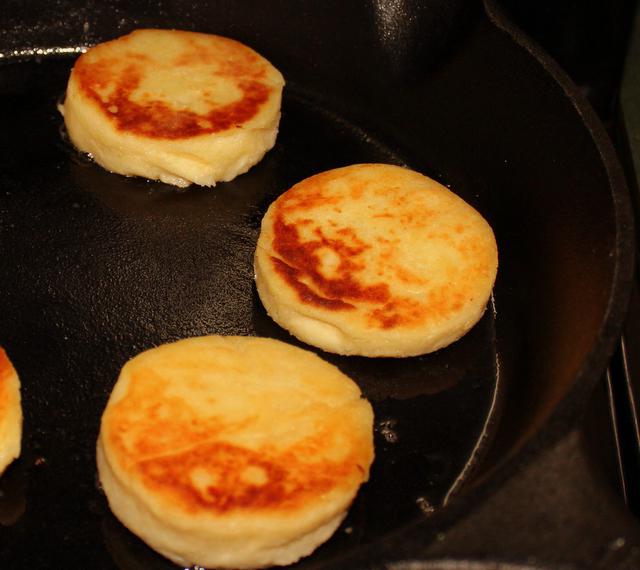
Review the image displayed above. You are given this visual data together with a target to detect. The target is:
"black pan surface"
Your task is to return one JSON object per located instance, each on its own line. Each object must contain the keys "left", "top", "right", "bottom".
{"left": 0, "top": 54, "right": 499, "bottom": 570}
{"left": 0, "top": 1, "right": 633, "bottom": 568}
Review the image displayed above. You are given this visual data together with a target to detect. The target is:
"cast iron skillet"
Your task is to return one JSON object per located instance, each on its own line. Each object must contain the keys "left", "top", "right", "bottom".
{"left": 0, "top": 0, "right": 636, "bottom": 568}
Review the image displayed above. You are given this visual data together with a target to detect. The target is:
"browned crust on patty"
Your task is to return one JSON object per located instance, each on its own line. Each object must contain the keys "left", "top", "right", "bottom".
{"left": 102, "top": 339, "right": 372, "bottom": 517}
{"left": 0, "top": 348, "right": 15, "bottom": 418}
{"left": 71, "top": 30, "right": 277, "bottom": 140}
{"left": 266, "top": 165, "right": 496, "bottom": 331}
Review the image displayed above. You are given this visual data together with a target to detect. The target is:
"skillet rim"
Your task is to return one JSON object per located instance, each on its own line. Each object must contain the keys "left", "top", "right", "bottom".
{"left": 474, "top": 0, "right": 635, "bottom": 480}
{"left": 319, "top": 1, "right": 637, "bottom": 565}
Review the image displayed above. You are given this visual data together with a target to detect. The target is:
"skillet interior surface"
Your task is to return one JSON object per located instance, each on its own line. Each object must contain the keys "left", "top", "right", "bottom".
{"left": 0, "top": 0, "right": 630, "bottom": 567}
{"left": 0, "top": 57, "right": 498, "bottom": 568}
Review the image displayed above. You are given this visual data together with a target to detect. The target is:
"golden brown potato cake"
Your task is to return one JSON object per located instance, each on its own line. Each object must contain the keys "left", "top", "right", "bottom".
{"left": 62, "top": 29, "right": 284, "bottom": 187}
{"left": 0, "top": 348, "right": 22, "bottom": 475}
{"left": 255, "top": 164, "right": 498, "bottom": 356}
{"left": 97, "top": 335, "right": 374, "bottom": 568}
